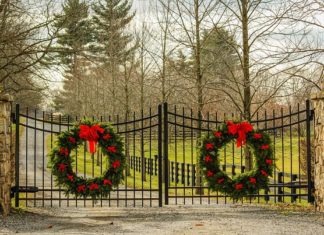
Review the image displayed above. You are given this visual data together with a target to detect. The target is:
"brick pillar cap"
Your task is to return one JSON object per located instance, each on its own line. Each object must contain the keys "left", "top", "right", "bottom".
{"left": 0, "top": 94, "right": 13, "bottom": 102}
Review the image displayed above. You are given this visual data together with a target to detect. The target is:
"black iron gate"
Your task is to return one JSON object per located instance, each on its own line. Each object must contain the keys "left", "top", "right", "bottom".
{"left": 163, "top": 101, "right": 314, "bottom": 205}
{"left": 13, "top": 104, "right": 163, "bottom": 207}
{"left": 13, "top": 101, "right": 314, "bottom": 207}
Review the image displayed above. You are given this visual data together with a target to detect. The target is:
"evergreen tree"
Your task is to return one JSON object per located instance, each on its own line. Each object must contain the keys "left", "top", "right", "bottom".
{"left": 52, "top": 0, "right": 93, "bottom": 116}
{"left": 201, "top": 27, "right": 239, "bottom": 83}
{"left": 200, "top": 26, "right": 240, "bottom": 111}
{"left": 92, "top": 0, "right": 135, "bottom": 114}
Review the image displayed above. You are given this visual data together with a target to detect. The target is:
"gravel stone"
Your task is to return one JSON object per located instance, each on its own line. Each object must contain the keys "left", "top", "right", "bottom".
{"left": 0, "top": 205, "right": 323, "bottom": 234}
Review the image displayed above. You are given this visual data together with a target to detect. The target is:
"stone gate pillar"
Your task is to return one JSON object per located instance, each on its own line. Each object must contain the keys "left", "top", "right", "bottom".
{"left": 0, "top": 94, "right": 13, "bottom": 216}
{"left": 312, "top": 92, "right": 324, "bottom": 211}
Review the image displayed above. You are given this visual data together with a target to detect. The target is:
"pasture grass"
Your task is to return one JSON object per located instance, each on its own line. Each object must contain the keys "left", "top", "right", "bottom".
{"left": 44, "top": 133, "right": 309, "bottom": 204}
{"left": 46, "top": 133, "right": 306, "bottom": 177}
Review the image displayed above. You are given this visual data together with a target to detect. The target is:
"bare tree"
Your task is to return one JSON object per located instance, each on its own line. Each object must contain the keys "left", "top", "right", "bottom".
{"left": 0, "top": 0, "right": 56, "bottom": 103}
{"left": 166, "top": 0, "right": 220, "bottom": 194}
{"left": 197, "top": 0, "right": 324, "bottom": 169}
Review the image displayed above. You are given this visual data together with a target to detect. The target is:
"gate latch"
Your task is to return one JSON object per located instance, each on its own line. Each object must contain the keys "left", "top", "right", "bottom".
{"left": 10, "top": 186, "right": 39, "bottom": 198}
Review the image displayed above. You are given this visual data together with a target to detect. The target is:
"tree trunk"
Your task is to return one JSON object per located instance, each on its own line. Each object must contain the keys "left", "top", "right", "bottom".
{"left": 160, "top": 5, "right": 170, "bottom": 183}
{"left": 140, "top": 23, "right": 145, "bottom": 111}
{"left": 161, "top": 24, "right": 168, "bottom": 103}
{"left": 194, "top": 0, "right": 204, "bottom": 195}
{"left": 242, "top": 0, "right": 252, "bottom": 170}
{"left": 124, "top": 60, "right": 131, "bottom": 177}
{"left": 139, "top": 29, "right": 146, "bottom": 181}
{"left": 112, "top": 60, "right": 116, "bottom": 115}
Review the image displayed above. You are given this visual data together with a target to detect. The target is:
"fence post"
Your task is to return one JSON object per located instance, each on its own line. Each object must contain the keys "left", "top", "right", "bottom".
{"left": 187, "top": 163, "right": 190, "bottom": 186}
{"left": 291, "top": 174, "right": 298, "bottom": 203}
{"left": 149, "top": 159, "right": 153, "bottom": 175}
{"left": 181, "top": 163, "right": 185, "bottom": 185}
{"left": 144, "top": 158, "right": 147, "bottom": 174}
{"left": 241, "top": 165, "right": 245, "bottom": 173}
{"left": 175, "top": 162, "right": 179, "bottom": 184}
{"left": 232, "top": 165, "right": 236, "bottom": 176}
{"left": 163, "top": 103, "right": 169, "bottom": 205}
{"left": 264, "top": 189, "right": 269, "bottom": 202}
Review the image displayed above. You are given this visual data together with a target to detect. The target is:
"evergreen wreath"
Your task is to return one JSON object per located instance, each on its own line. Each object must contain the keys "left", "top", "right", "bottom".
{"left": 199, "top": 121, "right": 274, "bottom": 199}
{"left": 49, "top": 120, "right": 125, "bottom": 199}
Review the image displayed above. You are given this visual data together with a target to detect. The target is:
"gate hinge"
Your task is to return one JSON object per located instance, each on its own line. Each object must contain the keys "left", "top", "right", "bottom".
{"left": 310, "top": 110, "right": 314, "bottom": 120}
{"left": 11, "top": 112, "right": 16, "bottom": 123}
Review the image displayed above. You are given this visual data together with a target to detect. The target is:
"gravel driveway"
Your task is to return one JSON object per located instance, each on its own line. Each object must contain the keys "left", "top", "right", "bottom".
{"left": 1, "top": 205, "right": 323, "bottom": 234}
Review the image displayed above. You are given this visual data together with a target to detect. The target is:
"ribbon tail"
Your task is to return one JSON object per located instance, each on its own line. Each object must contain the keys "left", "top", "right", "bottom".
{"left": 237, "top": 138, "right": 243, "bottom": 147}
{"left": 237, "top": 131, "right": 245, "bottom": 147}
{"left": 88, "top": 140, "right": 96, "bottom": 154}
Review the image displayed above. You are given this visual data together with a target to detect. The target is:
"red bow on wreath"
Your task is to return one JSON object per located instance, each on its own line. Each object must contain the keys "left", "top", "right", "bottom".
{"left": 79, "top": 124, "right": 105, "bottom": 153}
{"left": 227, "top": 121, "right": 253, "bottom": 147}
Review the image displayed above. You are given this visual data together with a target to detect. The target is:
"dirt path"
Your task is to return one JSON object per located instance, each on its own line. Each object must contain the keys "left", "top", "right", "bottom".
{"left": 18, "top": 117, "right": 65, "bottom": 190}
{"left": 1, "top": 205, "right": 323, "bottom": 234}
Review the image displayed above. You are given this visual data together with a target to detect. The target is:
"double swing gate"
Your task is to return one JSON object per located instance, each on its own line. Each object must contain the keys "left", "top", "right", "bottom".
{"left": 13, "top": 101, "right": 315, "bottom": 207}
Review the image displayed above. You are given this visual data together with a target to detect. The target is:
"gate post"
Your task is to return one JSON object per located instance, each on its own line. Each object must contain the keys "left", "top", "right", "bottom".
{"left": 158, "top": 104, "right": 163, "bottom": 207}
{"left": 312, "top": 93, "right": 324, "bottom": 211}
{"left": 0, "top": 94, "right": 13, "bottom": 216}
{"left": 15, "top": 104, "right": 20, "bottom": 207}
{"left": 306, "top": 100, "right": 314, "bottom": 203}
{"left": 163, "top": 103, "right": 169, "bottom": 205}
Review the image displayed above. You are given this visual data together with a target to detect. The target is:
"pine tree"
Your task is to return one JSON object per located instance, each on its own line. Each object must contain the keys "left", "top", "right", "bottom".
{"left": 92, "top": 0, "right": 135, "bottom": 115}
{"left": 201, "top": 27, "right": 238, "bottom": 83}
{"left": 52, "top": 0, "right": 93, "bottom": 116}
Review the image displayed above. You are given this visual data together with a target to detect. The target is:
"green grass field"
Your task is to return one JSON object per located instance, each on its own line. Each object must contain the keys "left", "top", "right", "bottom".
{"left": 46, "top": 134, "right": 305, "bottom": 175}
{"left": 45, "top": 132, "right": 309, "bottom": 203}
